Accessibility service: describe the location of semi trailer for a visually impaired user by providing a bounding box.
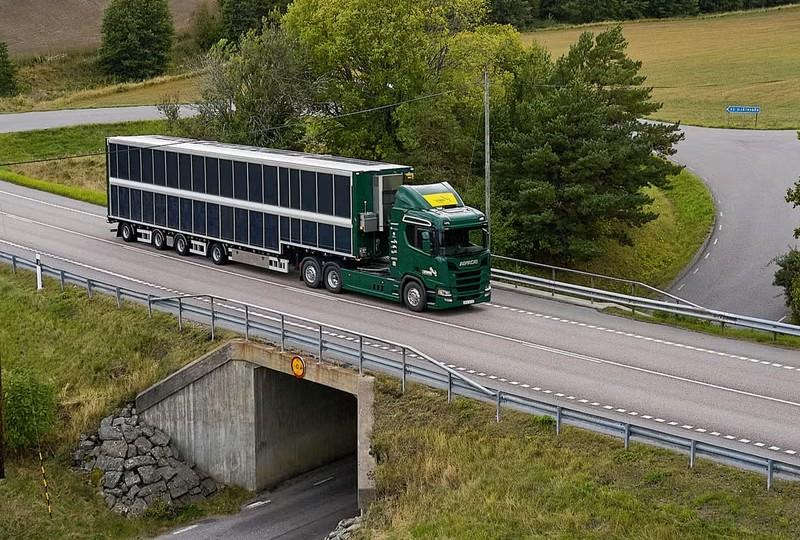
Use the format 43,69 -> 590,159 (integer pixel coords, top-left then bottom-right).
106,136 -> 491,311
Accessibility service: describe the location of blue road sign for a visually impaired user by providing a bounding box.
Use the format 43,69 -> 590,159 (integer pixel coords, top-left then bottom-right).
726,105 -> 760,114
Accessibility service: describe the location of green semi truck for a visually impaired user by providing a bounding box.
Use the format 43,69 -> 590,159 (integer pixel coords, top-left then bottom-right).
106,136 -> 491,311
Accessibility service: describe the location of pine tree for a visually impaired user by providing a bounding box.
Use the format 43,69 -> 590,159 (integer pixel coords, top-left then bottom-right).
0,41 -> 18,97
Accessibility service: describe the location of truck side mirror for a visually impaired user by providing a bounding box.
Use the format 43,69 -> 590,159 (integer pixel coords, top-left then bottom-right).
420,230 -> 432,254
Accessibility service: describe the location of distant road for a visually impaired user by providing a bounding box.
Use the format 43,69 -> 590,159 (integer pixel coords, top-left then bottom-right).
0,105 -> 194,133
672,126 -> 800,320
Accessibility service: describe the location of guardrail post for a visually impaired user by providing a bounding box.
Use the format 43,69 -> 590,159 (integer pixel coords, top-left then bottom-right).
147,294 -> 152,318
177,297 -> 183,331
624,424 -> 631,450
280,315 -> 285,351
767,460 -> 774,491
590,276 -> 594,304
689,440 -> 696,468
35,254 -> 43,290
115,286 -> 121,308
496,391 -> 502,423
551,268 -> 556,296
244,305 -> 250,341
401,347 -> 406,394
447,372 -> 452,403
210,297 -> 215,341
86,278 -> 93,299
318,325 -> 323,363
59,270 -> 65,292
11,254 -> 16,274
358,336 -> 364,375
556,407 -> 562,436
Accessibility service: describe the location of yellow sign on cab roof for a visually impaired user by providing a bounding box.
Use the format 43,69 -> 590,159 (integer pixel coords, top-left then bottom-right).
423,192 -> 458,207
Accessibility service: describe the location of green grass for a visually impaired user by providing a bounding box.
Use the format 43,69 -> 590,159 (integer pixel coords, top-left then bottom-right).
0,120 -> 177,205
577,169 -> 715,288
525,6 -> 800,129
0,266 -> 245,539
361,377 -> 800,539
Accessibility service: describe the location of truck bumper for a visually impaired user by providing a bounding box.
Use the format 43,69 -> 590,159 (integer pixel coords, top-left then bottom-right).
430,290 -> 491,310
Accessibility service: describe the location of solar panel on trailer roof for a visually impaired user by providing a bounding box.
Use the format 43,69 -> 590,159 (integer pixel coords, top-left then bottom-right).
107,135 -> 411,173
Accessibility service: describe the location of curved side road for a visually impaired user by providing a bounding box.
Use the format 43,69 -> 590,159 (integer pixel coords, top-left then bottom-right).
0,105 -> 195,133
672,126 -> 800,320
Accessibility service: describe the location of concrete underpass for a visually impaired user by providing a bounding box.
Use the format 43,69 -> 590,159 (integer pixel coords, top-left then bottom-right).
134,339 -> 375,536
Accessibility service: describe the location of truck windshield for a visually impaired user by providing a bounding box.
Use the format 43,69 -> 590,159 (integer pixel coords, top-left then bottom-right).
439,228 -> 487,257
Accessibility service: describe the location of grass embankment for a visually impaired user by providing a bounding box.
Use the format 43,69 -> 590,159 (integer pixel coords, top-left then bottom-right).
0,266 -> 244,539
525,6 -> 800,129
0,38 -> 201,113
0,120 -> 176,205
361,378 -> 800,539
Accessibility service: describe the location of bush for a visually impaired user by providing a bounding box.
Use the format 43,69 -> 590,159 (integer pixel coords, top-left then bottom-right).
191,1 -> 223,51
219,0 -> 289,42
774,248 -> 800,322
2,368 -> 57,451
99,0 -> 174,80
0,40 -> 18,97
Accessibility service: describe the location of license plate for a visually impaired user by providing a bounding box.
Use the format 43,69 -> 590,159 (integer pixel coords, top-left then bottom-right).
462,299 -> 475,305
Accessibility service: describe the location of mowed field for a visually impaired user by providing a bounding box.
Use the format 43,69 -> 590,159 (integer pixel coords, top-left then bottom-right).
0,0 -> 204,56
525,6 -> 800,129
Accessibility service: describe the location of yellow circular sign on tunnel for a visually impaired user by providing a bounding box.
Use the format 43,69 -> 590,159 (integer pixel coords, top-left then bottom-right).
291,356 -> 306,379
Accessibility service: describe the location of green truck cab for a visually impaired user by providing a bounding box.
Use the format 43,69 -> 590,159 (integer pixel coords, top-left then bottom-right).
336,175 -> 491,311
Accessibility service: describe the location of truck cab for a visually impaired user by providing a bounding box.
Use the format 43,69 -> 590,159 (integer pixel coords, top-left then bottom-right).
389,182 -> 491,310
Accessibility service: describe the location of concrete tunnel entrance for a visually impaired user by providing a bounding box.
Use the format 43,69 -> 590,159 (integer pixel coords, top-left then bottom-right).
134,340 -> 375,508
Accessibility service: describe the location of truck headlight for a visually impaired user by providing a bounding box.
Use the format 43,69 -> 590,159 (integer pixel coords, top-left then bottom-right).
484,285 -> 491,292
437,289 -> 452,297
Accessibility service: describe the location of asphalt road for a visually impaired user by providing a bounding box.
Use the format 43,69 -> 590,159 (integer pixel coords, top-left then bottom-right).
2,180 -> 800,472
155,457 -> 358,540
0,105 -> 194,133
671,126 -> 800,320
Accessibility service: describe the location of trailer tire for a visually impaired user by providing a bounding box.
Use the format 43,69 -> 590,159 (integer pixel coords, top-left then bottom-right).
324,264 -> 343,293
174,234 -> 190,256
120,222 -> 136,242
301,258 -> 322,289
210,243 -> 228,265
403,280 -> 426,312
152,229 -> 168,250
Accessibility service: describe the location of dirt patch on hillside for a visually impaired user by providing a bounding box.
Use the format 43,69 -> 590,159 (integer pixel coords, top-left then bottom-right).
0,0 -> 205,57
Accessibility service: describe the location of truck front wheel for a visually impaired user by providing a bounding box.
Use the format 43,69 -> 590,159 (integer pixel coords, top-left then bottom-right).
302,258 -> 322,289
403,280 -> 427,312
324,264 -> 343,293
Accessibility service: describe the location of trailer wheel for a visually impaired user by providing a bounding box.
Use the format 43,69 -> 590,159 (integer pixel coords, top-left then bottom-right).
120,222 -> 136,242
301,258 -> 322,289
324,264 -> 343,293
152,229 -> 168,250
174,234 -> 190,256
403,280 -> 426,312
210,243 -> 228,265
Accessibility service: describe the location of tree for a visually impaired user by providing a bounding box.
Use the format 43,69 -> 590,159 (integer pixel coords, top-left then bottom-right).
191,1 -> 223,51
773,248 -> 800,323
488,0 -> 540,27
187,19 -> 324,148
283,0 -> 514,181
219,0 -> 289,42
99,0 -> 174,80
492,27 -> 683,263
786,177 -> 800,239
0,41 -> 18,97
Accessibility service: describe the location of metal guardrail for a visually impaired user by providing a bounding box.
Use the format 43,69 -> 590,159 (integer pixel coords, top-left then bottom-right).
2,249 -> 799,490
491,259 -> 800,338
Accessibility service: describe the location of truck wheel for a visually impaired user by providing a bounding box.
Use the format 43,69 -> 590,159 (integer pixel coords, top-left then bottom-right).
152,229 -> 167,250
120,222 -> 136,242
210,243 -> 228,265
324,265 -> 343,293
174,234 -> 190,256
302,258 -> 322,289
403,280 -> 426,312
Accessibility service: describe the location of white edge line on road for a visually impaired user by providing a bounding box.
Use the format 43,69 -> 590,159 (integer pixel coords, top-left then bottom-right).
313,475 -> 335,487
0,188 -> 105,219
245,499 -> 272,509
172,524 -> 199,535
